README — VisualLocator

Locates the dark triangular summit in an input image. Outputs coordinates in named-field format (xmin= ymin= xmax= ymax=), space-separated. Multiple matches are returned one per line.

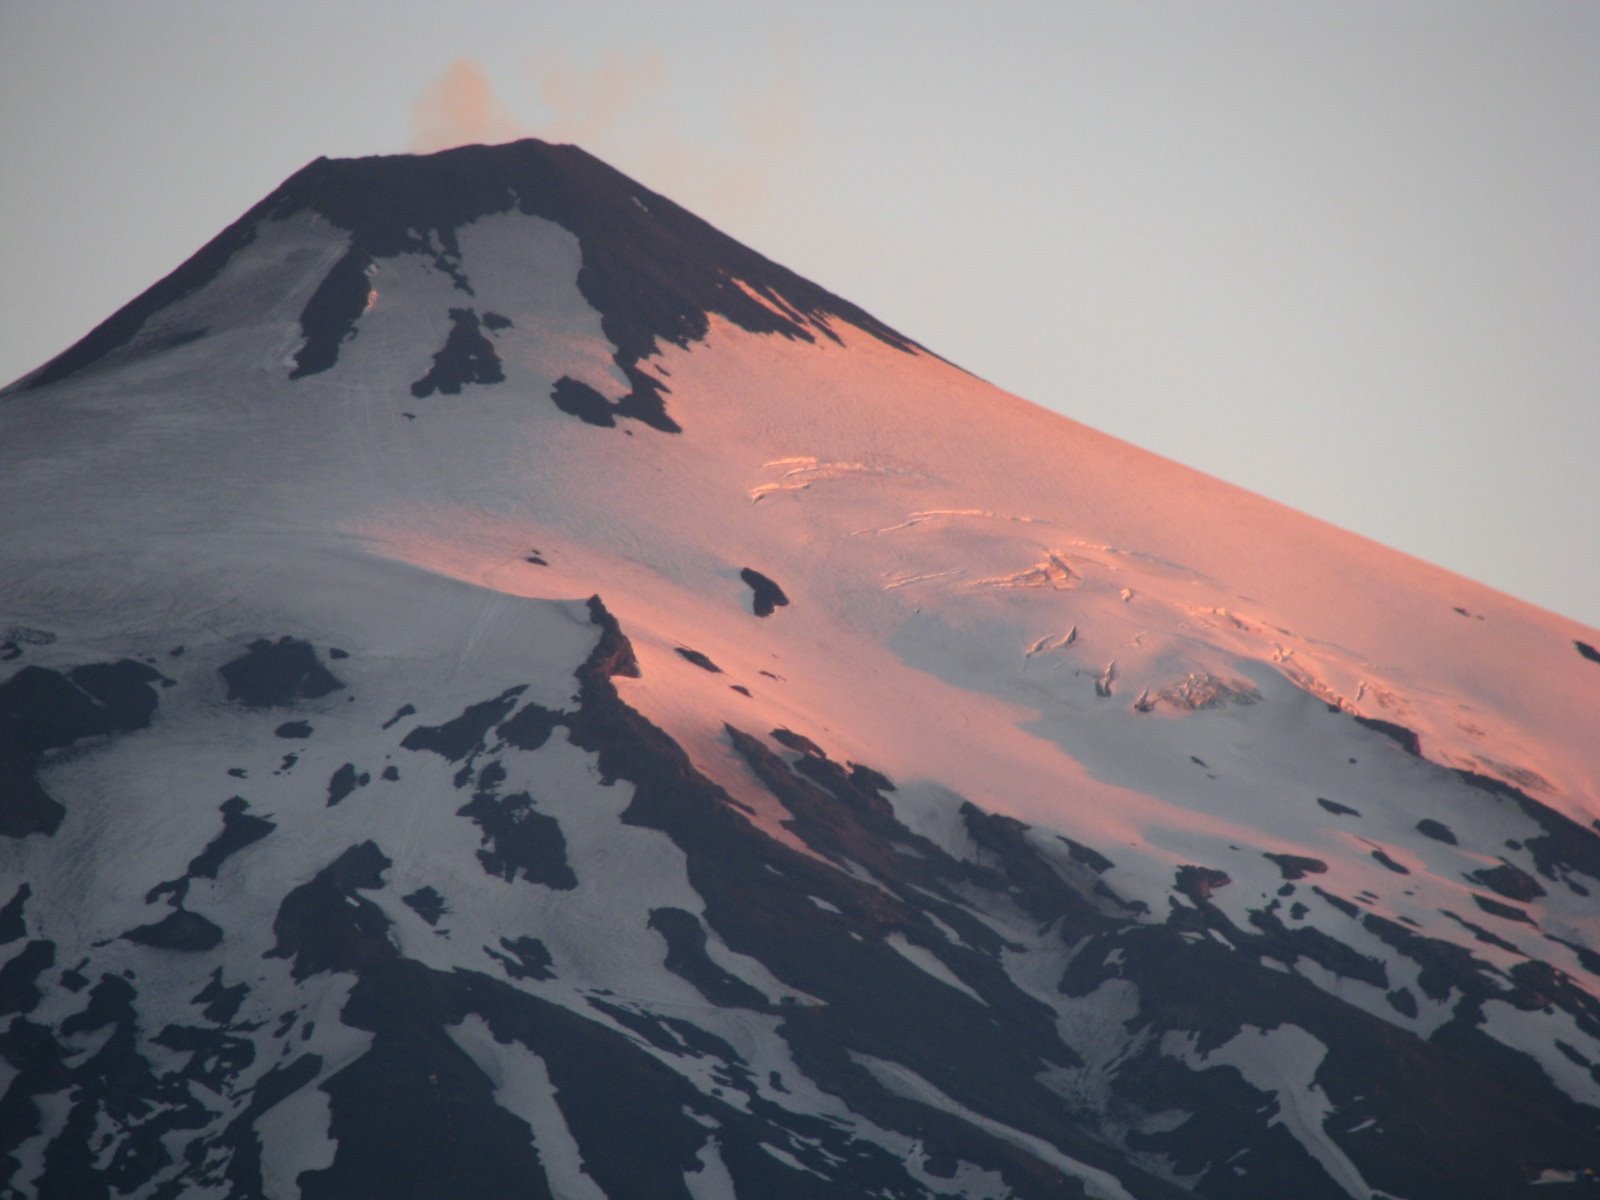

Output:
xmin=15 ymin=140 xmax=919 ymax=415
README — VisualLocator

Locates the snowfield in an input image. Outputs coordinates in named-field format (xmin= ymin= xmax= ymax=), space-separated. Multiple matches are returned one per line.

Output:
xmin=2 ymin=139 xmax=1597 ymax=1199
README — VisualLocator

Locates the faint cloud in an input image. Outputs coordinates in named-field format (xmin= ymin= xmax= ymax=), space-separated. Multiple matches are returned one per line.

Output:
xmin=406 ymin=46 xmax=815 ymax=230
xmin=528 ymin=51 xmax=669 ymax=148
xmin=409 ymin=59 xmax=532 ymax=153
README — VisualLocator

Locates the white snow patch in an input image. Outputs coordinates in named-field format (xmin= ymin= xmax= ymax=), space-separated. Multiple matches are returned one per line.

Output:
xmin=885 ymin=933 xmax=984 ymax=1004
xmin=1481 ymin=999 xmax=1600 ymax=1106
xmin=448 ymin=1016 xmax=608 ymax=1200
xmin=1179 ymin=1025 xmax=1383 ymax=1200
xmin=760 ymin=1141 xmax=822 ymax=1177
xmin=852 ymin=1054 xmax=1139 ymax=1200
xmin=255 ymin=1084 xmax=338 ymax=1196
xmin=684 ymin=1135 xmax=738 ymax=1200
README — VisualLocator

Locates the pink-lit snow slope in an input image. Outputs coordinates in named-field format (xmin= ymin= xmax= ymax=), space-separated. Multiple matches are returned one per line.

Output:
xmin=3 ymin=171 xmax=1596 ymax=1026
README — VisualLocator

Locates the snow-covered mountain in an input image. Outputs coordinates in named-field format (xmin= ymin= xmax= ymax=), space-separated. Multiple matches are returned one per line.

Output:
xmin=2 ymin=139 xmax=1597 ymax=1199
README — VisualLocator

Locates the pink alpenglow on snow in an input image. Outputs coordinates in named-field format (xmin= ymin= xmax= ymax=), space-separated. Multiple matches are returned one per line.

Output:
xmin=2 ymin=140 xmax=1597 ymax=1200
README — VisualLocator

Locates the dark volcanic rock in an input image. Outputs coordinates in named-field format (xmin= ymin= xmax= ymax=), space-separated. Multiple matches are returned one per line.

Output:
xmin=290 ymin=248 xmax=371 ymax=378
xmin=192 ymin=968 xmax=249 ymax=1024
xmin=1353 ymin=714 xmax=1422 ymax=755
xmin=409 ymin=308 xmax=504 ymax=398
xmin=182 ymin=796 xmax=275 ymax=883
xmin=8 ymin=140 xmax=1600 ymax=1199
xmin=268 ymin=842 xmax=396 ymax=980
xmin=1264 ymin=852 xmax=1328 ymax=880
xmin=4 ymin=593 xmax=1599 ymax=1198
xmin=1370 ymin=848 xmax=1411 ymax=874
xmin=962 ymin=804 xmax=1100 ymax=927
xmin=740 ymin=568 xmax=790 ymax=617
xmin=673 ymin=646 xmax=721 ymax=673
xmin=559 ymin=599 xmax=1189 ymax=1198
xmin=456 ymin=788 xmax=577 ymax=889
xmin=219 ymin=638 xmax=343 ymax=707
xmin=1416 ymin=817 xmax=1459 ymax=844
xmin=401 ymin=686 xmax=525 ymax=762
xmin=0 ymin=940 xmax=54 ymax=1015
xmin=0 ymin=885 xmax=28 ymax=944
xmin=648 ymin=907 xmax=767 ymax=1008
xmin=1386 ymin=986 xmax=1419 ymax=1017
xmin=381 ymin=703 xmax=416 ymax=730
xmin=549 ymin=375 xmax=616 ymax=427
xmin=1 ymin=659 xmax=166 ymax=838
xmin=0 ymin=767 xmax=64 ymax=840
xmin=769 ymin=727 xmax=826 ymax=757
xmin=1316 ymin=797 xmax=1361 ymax=817
xmin=1452 ymin=767 xmax=1600 ymax=887
xmin=1313 ymin=886 xmax=1361 ymax=919
xmin=1246 ymin=908 xmax=1390 ymax=988
xmin=1059 ymin=836 xmax=1115 ymax=874
xmin=1470 ymin=893 xmax=1535 ymax=925
xmin=1471 ymin=861 xmax=1547 ymax=902
xmin=485 ymin=936 xmax=554 ymax=981
xmin=1174 ymin=865 xmax=1231 ymax=902
xmin=123 ymin=910 xmax=223 ymax=952
xmin=401 ymin=887 xmax=447 ymax=926
xmin=24 ymin=141 xmax=918 ymax=430
xmin=326 ymin=763 xmax=369 ymax=807
xmin=495 ymin=700 xmax=562 ymax=751
xmin=1 ymin=661 xmax=164 ymax=752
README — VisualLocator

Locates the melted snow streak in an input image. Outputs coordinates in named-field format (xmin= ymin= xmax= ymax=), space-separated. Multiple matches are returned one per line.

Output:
xmin=2 ymin=600 xmax=1597 ymax=1199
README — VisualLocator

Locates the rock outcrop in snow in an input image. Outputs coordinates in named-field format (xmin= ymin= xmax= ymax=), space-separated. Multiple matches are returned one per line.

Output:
xmin=2 ymin=139 xmax=1597 ymax=1199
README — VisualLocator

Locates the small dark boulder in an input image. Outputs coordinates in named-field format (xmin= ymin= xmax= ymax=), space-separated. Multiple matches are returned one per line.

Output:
xmin=550 ymin=376 xmax=617 ymax=427
xmin=402 ymin=886 xmax=447 ymax=926
xmin=769 ymin=728 xmax=825 ymax=758
xmin=673 ymin=647 xmax=721 ymax=673
xmin=739 ymin=568 xmax=790 ymax=617
xmin=1386 ymin=987 xmax=1419 ymax=1018
xmin=1175 ymin=865 xmax=1232 ymax=902
xmin=326 ymin=763 xmax=368 ymax=807
xmin=1471 ymin=862 xmax=1546 ymax=902
xmin=124 ymin=910 xmax=224 ymax=952
xmin=1264 ymin=853 xmax=1328 ymax=880
xmin=1416 ymin=818 xmax=1459 ymax=845
xmin=1471 ymin=893 xmax=1536 ymax=925
xmin=1370 ymin=848 xmax=1411 ymax=874
xmin=1317 ymin=797 xmax=1361 ymax=818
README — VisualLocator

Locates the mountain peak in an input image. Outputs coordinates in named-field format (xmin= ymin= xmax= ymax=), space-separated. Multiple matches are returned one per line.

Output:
xmin=4 ymin=137 xmax=1598 ymax=1200
xmin=16 ymin=139 xmax=917 ymax=425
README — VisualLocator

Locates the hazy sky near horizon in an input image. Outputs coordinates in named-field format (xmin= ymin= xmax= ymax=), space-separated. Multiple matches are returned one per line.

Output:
xmin=3 ymin=1 xmax=1596 ymax=625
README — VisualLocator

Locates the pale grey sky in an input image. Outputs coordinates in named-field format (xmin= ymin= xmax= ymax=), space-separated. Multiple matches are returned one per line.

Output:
xmin=3 ymin=1 xmax=1595 ymax=625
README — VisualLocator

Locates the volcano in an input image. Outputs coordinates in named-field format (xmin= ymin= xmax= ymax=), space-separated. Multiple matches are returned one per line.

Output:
xmin=2 ymin=139 xmax=1597 ymax=1199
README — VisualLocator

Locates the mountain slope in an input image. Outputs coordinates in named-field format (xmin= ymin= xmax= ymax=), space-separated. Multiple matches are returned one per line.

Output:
xmin=2 ymin=139 xmax=1597 ymax=1199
